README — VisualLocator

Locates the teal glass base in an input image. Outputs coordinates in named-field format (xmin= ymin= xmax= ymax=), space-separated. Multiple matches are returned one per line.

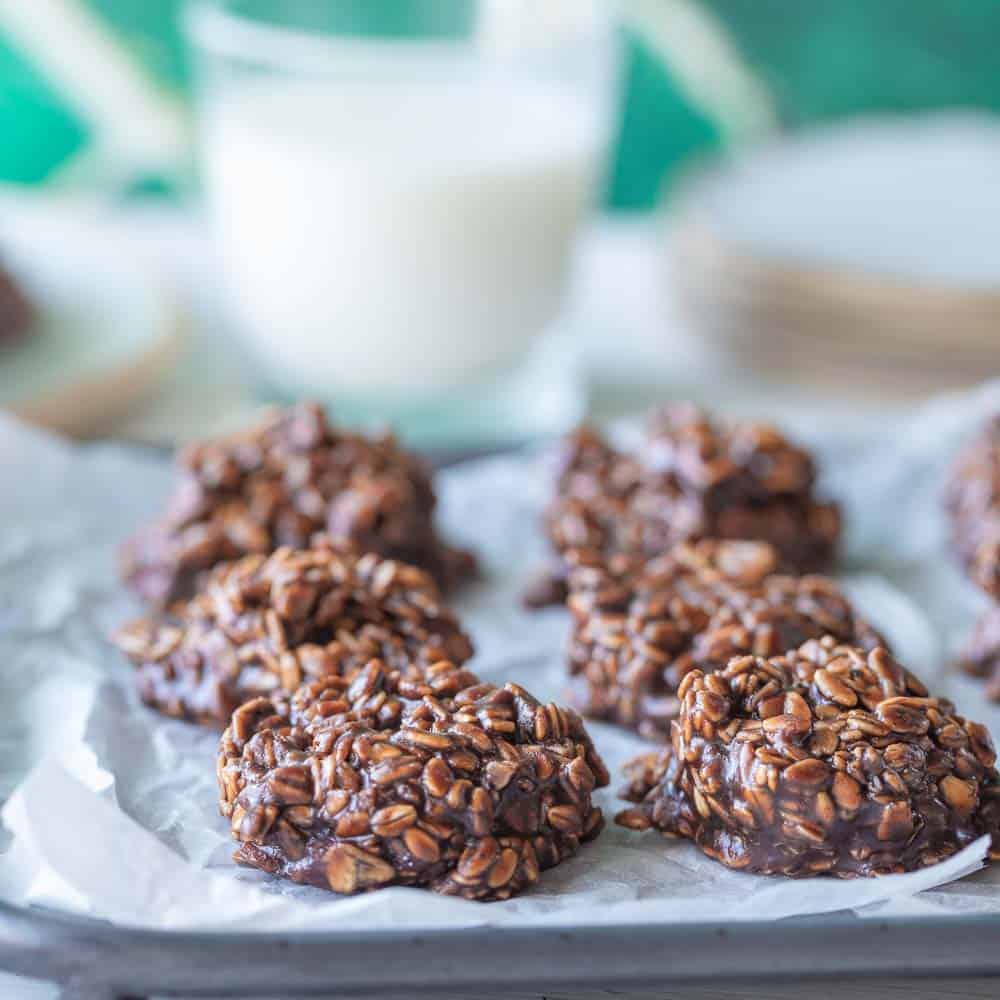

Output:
xmin=251 ymin=329 xmax=585 ymax=450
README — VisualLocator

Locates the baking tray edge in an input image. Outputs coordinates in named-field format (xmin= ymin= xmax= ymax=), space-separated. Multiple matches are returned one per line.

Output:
xmin=1 ymin=901 xmax=999 ymax=997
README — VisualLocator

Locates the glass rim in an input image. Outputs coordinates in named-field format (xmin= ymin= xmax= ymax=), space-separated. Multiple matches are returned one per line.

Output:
xmin=183 ymin=0 xmax=613 ymax=72
xmin=183 ymin=0 xmax=479 ymax=69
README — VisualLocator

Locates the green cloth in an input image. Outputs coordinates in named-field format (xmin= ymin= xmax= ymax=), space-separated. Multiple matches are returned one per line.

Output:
xmin=610 ymin=31 xmax=720 ymax=210
xmin=2 ymin=1 xmax=1000 ymax=208
xmin=709 ymin=0 xmax=1000 ymax=124
xmin=0 ymin=32 xmax=89 ymax=184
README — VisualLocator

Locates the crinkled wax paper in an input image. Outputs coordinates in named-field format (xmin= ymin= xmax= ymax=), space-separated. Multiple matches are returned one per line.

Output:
xmin=3 ymin=383 xmax=1000 ymax=933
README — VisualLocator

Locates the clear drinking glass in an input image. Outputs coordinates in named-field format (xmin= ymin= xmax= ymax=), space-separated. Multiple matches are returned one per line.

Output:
xmin=185 ymin=0 xmax=618 ymax=446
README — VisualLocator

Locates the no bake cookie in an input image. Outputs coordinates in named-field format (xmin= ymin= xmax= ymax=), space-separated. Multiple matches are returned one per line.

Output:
xmin=121 ymin=402 xmax=474 ymax=606
xmin=528 ymin=405 xmax=840 ymax=606
xmin=218 ymin=659 xmax=609 ymax=900
xmin=618 ymin=638 xmax=1000 ymax=876
xmin=115 ymin=540 xmax=473 ymax=725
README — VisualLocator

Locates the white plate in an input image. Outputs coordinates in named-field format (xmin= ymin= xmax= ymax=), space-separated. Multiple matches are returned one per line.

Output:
xmin=683 ymin=112 xmax=1000 ymax=291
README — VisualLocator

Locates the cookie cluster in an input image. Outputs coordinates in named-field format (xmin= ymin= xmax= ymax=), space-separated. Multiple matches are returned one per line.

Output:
xmin=118 ymin=533 xmax=609 ymax=899
xmin=112 ymin=400 xmax=1000 ymax=897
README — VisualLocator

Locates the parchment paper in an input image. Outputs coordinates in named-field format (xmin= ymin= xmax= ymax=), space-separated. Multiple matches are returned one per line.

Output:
xmin=3 ymin=383 xmax=1000 ymax=933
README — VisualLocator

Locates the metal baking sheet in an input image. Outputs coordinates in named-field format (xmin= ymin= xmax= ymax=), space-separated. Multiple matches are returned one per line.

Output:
xmin=2 ymin=902 xmax=1000 ymax=997
xmin=4 ymin=389 xmax=1000 ymax=997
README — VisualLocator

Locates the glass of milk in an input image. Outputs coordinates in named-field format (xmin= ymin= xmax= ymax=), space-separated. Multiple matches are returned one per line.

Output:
xmin=185 ymin=0 xmax=618 ymax=445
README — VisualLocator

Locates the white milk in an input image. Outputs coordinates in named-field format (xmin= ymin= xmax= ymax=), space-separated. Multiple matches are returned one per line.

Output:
xmin=201 ymin=78 xmax=604 ymax=393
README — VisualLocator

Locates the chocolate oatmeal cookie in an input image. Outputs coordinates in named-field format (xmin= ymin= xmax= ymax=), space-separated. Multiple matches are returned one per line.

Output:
xmin=0 ymin=259 xmax=32 ymax=348
xmin=618 ymin=638 xmax=1000 ymax=876
xmin=956 ymin=604 xmax=1000 ymax=702
xmin=526 ymin=404 xmax=840 ymax=607
xmin=217 ymin=658 xmax=609 ymax=900
xmin=944 ymin=416 xmax=1000 ymax=700
xmin=115 ymin=540 xmax=473 ymax=725
xmin=121 ymin=402 xmax=475 ymax=606
xmin=945 ymin=415 xmax=1000 ymax=599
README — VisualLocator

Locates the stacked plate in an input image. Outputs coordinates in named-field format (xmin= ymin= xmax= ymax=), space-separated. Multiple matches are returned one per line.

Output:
xmin=0 ymin=192 xmax=184 ymax=437
xmin=670 ymin=113 xmax=1000 ymax=397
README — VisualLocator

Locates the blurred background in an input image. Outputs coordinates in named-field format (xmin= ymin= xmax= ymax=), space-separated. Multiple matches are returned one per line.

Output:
xmin=1 ymin=0 xmax=999 ymax=450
